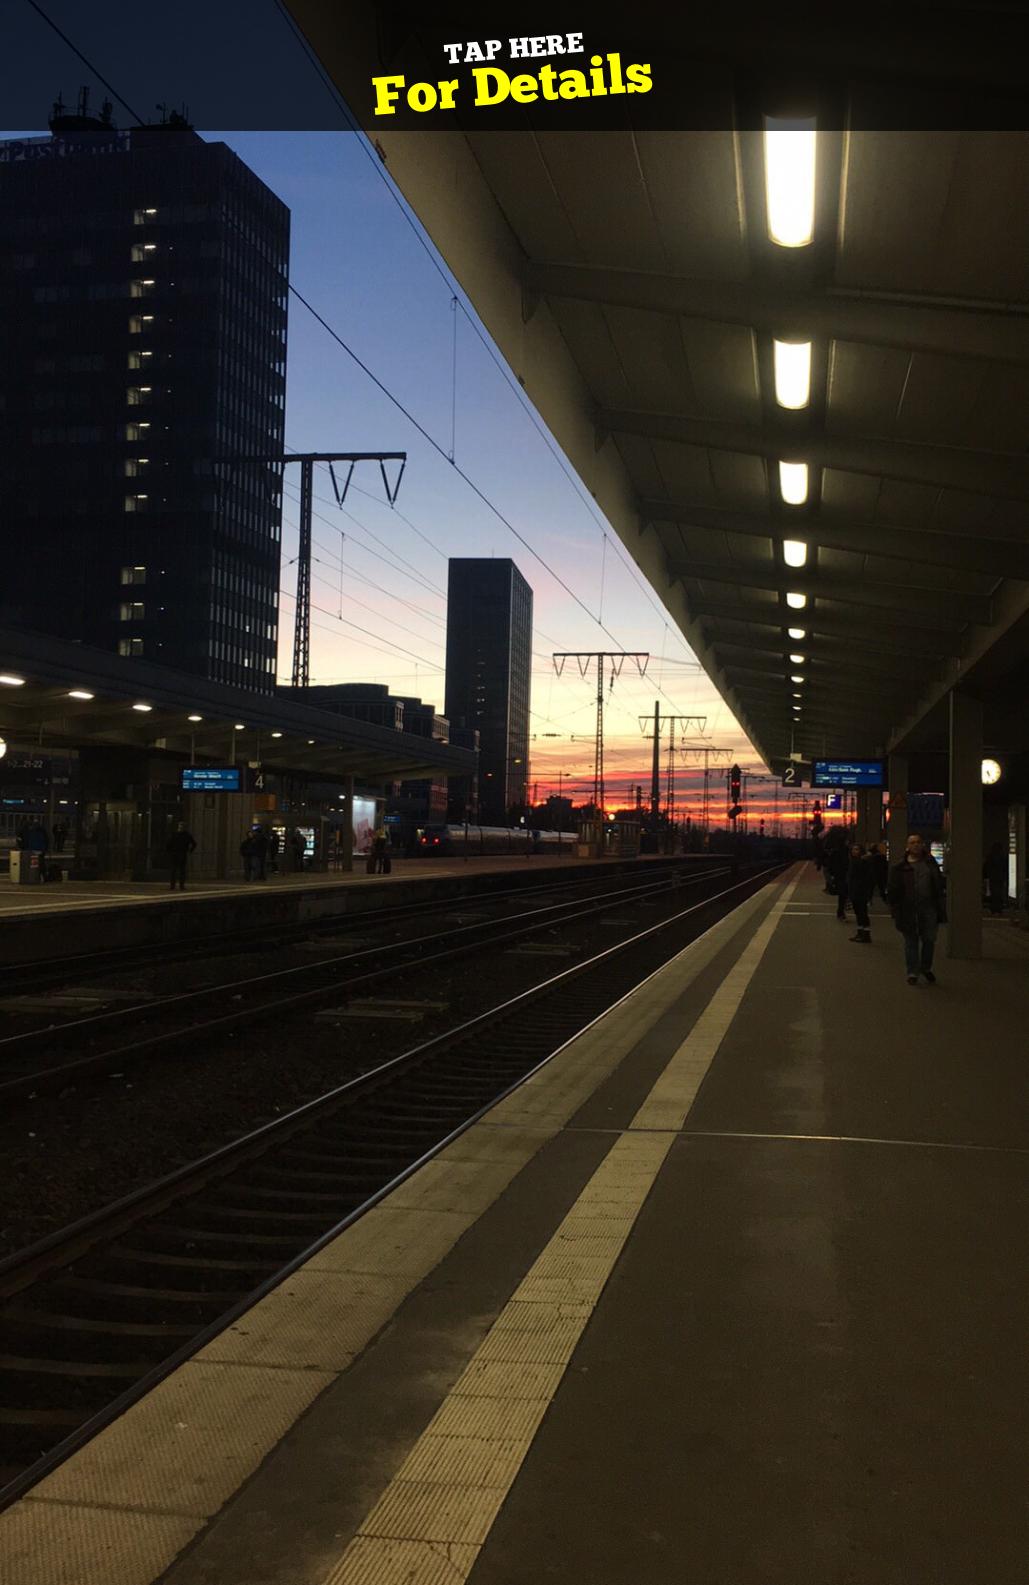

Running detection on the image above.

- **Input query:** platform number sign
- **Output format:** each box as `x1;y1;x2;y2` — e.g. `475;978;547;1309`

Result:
782;764;798;787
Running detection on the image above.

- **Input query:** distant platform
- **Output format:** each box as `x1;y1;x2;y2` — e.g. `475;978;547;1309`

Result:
0;851;682;962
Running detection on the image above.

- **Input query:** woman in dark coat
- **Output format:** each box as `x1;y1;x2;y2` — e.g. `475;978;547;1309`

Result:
847;845;874;943
887;833;947;985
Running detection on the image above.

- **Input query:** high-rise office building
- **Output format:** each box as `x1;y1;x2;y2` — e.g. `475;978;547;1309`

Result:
445;559;532;823
0;112;289;690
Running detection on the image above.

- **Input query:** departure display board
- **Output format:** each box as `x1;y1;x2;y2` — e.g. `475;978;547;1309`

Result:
812;760;885;789
181;766;241;793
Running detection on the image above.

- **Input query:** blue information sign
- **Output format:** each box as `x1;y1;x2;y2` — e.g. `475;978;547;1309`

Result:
181;766;241;793
812;760;884;789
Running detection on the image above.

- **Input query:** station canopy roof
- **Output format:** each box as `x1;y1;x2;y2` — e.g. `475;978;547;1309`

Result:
0;625;475;782
291;4;1029;769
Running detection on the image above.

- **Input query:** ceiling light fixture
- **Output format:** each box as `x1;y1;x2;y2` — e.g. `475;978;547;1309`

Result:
791;674;805;684
234;723;245;731
788;627;807;640
764;117;817;248
68;690;94;701
0;674;26;687
786;591;807;610
188;713;203;722
271;731;283;739
789;653;806;664
132;702;152;712
773;339;812;408
782;538;808;567
778;461;809;506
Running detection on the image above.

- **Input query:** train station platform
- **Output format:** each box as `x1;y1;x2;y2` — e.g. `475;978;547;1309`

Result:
0;851;671;962
4;862;1027;1584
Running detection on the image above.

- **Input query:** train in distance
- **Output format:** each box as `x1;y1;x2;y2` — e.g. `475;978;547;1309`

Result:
417;825;570;856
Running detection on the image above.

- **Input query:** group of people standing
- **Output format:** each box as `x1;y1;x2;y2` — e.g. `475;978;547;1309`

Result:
817;826;947;985
164;823;309;889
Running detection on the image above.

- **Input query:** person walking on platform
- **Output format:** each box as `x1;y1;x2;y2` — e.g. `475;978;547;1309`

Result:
847;844;874;944
983;841;1007;915
251;827;269;881
291;827;307;873
888;833;946;985
372;823;390;875
240;831;258;881
871;841;889;903
51;819;68;853
166;822;197;890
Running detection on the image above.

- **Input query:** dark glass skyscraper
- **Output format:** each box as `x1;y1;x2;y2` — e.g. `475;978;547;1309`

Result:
445;559;532;823
0;122;289;690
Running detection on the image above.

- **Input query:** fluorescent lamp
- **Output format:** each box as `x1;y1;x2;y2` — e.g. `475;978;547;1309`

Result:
0;674;26;687
791;674;805;684
132;702;152;712
789;653;806;664
788;627;806;640
778;461;809;506
792;692;803;699
188;714;203;722
764;118;817;247
773;339;812;408
68;690;94;700
786;591;807;610
782;538;808;567
271;731;283;738
307;739;315;745
234;723;245;731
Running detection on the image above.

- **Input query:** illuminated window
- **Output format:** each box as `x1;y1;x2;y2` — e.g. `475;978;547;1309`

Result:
133;208;158;224
129;280;155;298
126;350;153;370
120;602;145;621
123;458;150;477
120;565;146;585
124;421;151;441
118;637;144;656
123;493;149;512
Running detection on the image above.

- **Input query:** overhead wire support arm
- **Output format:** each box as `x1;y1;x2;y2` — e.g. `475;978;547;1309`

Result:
552;652;649;814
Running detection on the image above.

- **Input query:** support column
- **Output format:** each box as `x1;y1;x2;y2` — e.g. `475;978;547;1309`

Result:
887;753;908;864
948;690;983;960
340;775;354;873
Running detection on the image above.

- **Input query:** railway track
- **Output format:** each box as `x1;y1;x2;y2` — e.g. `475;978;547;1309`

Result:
0;863;732;1102
0;862;784;1506
0;855;704;993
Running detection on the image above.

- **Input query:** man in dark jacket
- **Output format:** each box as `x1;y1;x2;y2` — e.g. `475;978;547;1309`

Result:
166;823;197;890
887;833;946;984
847;845;874;943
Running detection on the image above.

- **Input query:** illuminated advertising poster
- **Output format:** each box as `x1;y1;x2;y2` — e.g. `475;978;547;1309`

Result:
352;797;377;854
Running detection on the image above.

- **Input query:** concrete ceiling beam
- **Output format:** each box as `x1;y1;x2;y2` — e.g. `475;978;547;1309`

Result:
603;408;1029;501
527;261;1029;367
669;559;990;623
640;499;1029;578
